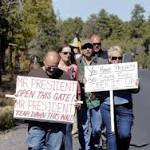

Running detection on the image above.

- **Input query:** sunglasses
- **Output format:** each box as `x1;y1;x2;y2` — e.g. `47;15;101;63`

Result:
111;56;122;60
46;66;58;70
92;43;101;46
61;52;72;55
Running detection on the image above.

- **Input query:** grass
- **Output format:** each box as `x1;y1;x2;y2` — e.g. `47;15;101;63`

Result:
0;74;16;130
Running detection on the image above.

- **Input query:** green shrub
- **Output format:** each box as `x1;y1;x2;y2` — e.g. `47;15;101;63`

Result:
0;106;14;130
0;96;15;107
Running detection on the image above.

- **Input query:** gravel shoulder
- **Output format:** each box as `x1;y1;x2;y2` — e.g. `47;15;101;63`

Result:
0;123;79;150
0;124;27;150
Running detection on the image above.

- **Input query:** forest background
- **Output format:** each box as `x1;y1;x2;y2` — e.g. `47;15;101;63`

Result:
0;0;150;130
0;0;150;70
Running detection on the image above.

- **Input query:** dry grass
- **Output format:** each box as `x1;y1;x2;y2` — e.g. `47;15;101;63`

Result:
0;75;16;130
0;106;14;130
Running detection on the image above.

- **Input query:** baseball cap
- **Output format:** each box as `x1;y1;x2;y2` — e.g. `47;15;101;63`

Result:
81;39;93;49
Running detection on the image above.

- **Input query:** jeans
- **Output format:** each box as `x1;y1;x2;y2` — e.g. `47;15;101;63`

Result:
77;105;90;150
89;106;102;148
101;103;133;150
77;105;102;150
63;124;73;150
27;123;66;150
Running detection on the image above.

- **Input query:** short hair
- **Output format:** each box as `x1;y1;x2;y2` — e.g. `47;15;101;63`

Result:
108;46;123;57
43;49;60;61
90;34;102;42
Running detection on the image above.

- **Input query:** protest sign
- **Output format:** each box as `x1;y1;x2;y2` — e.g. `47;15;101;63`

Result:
85;62;138;132
14;76;77;123
85;62;138;92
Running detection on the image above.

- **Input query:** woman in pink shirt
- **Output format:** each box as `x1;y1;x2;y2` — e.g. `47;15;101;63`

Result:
58;45;81;150
59;45;78;80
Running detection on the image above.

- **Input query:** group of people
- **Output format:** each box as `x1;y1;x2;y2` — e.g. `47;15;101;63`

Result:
26;34;139;150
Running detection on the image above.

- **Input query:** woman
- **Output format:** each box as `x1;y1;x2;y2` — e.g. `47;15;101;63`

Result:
58;45;80;150
100;46;139;150
58;45;78;80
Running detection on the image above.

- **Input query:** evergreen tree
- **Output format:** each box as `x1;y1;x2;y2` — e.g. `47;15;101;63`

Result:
22;0;59;56
57;17;83;44
130;4;145;38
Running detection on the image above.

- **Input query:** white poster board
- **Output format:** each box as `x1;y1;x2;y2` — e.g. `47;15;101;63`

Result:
14;76;77;123
85;62;138;92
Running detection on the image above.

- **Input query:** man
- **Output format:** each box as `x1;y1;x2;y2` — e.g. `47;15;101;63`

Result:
90;34;108;61
76;39;105;150
90;34;108;149
27;50;71;150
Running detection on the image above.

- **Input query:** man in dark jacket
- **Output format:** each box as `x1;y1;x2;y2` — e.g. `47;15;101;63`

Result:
27;50;71;150
90;34;108;60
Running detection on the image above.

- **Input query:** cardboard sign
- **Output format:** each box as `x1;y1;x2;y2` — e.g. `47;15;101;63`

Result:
14;76;77;123
85;62;138;92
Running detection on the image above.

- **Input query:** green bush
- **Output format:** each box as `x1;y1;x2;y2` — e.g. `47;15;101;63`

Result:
0;106;14;130
0;97;15;107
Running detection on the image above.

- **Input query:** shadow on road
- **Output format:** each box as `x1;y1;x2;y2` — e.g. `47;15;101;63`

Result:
130;143;150;148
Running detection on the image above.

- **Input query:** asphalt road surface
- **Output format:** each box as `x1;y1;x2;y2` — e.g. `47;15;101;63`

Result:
0;124;80;150
130;69;150;150
0;69;150;150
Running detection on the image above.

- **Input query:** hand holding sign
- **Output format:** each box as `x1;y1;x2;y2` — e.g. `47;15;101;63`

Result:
84;62;138;132
12;76;78;124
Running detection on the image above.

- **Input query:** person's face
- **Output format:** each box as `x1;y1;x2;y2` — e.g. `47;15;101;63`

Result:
73;47;80;54
108;51;122;64
44;52;60;76
60;46;72;63
91;37;102;52
81;44;93;59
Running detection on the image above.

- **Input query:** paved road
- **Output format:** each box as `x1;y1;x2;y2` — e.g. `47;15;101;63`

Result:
0;123;80;150
0;124;27;150
0;69;150;150
131;69;150;150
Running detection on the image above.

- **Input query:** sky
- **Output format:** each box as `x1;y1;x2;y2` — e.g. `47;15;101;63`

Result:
53;0;150;21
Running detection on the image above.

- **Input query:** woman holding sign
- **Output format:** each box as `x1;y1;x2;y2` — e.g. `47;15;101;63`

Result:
100;46;139;150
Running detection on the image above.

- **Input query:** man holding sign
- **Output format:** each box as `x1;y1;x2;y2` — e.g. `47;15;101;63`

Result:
25;50;73;150
76;39;107;150
99;46;139;150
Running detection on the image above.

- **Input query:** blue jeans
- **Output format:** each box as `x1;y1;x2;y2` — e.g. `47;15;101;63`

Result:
27;123;66;150
77;105;102;150
89;106;102;148
63;124;73;150
77;105;90;150
101;103;133;150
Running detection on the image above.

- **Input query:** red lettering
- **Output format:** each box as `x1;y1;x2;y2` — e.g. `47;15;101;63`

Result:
15;110;30;117
30;111;46;119
53;93;75;102
54;80;77;92
48;102;74;114
28;100;47;111
37;91;51;99
60;114;74;122
15;99;26;109
47;112;60;120
17;77;29;88
16;90;36;98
